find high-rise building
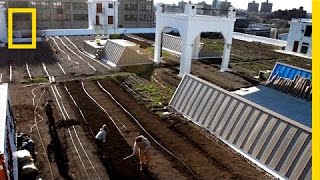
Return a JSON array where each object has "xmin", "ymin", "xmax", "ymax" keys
[
  {"xmin": 247, "ymin": 1, "xmax": 259, "ymax": 13},
  {"xmin": 260, "ymin": 0, "xmax": 273, "ymax": 13},
  {"xmin": 212, "ymin": 0, "xmax": 220, "ymax": 9},
  {"xmin": 118, "ymin": 0, "xmax": 154, "ymax": 28},
  {"xmin": 219, "ymin": 0, "xmax": 231, "ymax": 15}
]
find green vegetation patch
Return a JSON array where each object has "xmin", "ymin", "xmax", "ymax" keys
[
  {"xmin": 88, "ymin": 72, "xmax": 133, "ymax": 81},
  {"xmin": 201, "ymin": 38, "xmax": 225, "ymax": 54},
  {"xmin": 135, "ymin": 82, "xmax": 175, "ymax": 108},
  {"xmin": 145, "ymin": 47, "xmax": 177, "ymax": 60},
  {"xmin": 109, "ymin": 34, "xmax": 122, "ymax": 39},
  {"xmin": 21, "ymin": 77, "xmax": 48, "ymax": 84}
]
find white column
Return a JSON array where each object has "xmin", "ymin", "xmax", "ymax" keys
[
  {"xmin": 192, "ymin": 34, "xmax": 201, "ymax": 59},
  {"xmin": 179, "ymin": 39, "xmax": 193, "ymax": 76},
  {"xmin": 154, "ymin": 3, "xmax": 164, "ymax": 64},
  {"xmin": 87, "ymin": 1, "xmax": 95, "ymax": 29},
  {"xmin": 0, "ymin": 4, "xmax": 7, "ymax": 44},
  {"xmin": 220, "ymin": 41, "xmax": 232, "ymax": 71},
  {"xmin": 154, "ymin": 27, "xmax": 163, "ymax": 63}
]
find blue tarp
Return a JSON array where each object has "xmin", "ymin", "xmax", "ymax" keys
[{"xmin": 268, "ymin": 62, "xmax": 312, "ymax": 81}]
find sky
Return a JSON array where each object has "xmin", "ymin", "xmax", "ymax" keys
[{"xmin": 153, "ymin": 0, "xmax": 312, "ymax": 13}]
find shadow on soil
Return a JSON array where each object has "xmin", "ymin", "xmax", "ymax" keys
[
  {"xmin": 0, "ymin": 42, "xmax": 58, "ymax": 67},
  {"xmin": 47, "ymin": 122, "xmax": 72, "ymax": 180}
]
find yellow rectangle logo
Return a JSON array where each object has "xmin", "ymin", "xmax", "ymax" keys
[{"xmin": 8, "ymin": 8, "xmax": 36, "ymax": 49}]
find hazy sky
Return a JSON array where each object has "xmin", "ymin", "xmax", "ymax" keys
[{"xmin": 154, "ymin": 0, "xmax": 312, "ymax": 13}]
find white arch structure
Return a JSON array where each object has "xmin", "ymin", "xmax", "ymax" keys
[{"xmin": 154, "ymin": 3, "xmax": 236, "ymax": 76}]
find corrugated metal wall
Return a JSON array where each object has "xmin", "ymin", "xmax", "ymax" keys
[
  {"xmin": 102, "ymin": 40, "xmax": 126, "ymax": 65},
  {"xmin": 162, "ymin": 34, "xmax": 220, "ymax": 58},
  {"xmin": 170, "ymin": 74, "xmax": 311, "ymax": 180},
  {"xmin": 102, "ymin": 40, "xmax": 152, "ymax": 67},
  {"xmin": 268, "ymin": 62, "xmax": 312, "ymax": 81}
]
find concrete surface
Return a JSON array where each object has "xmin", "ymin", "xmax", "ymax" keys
[{"xmin": 233, "ymin": 85, "xmax": 311, "ymax": 127}]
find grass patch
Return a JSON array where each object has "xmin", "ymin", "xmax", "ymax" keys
[
  {"xmin": 135, "ymin": 82, "xmax": 175, "ymax": 108},
  {"xmin": 109, "ymin": 34, "xmax": 122, "ymax": 39},
  {"xmin": 89, "ymin": 72, "xmax": 133, "ymax": 82},
  {"xmin": 201, "ymin": 38, "xmax": 225, "ymax": 54},
  {"xmin": 21, "ymin": 77, "xmax": 48, "ymax": 84},
  {"xmin": 145, "ymin": 47, "xmax": 177, "ymax": 60}
]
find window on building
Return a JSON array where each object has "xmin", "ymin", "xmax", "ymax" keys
[
  {"xmin": 124, "ymin": 15, "xmax": 137, "ymax": 21},
  {"xmin": 300, "ymin": 46, "xmax": 308, "ymax": 54},
  {"xmin": 292, "ymin": 41, "xmax": 299, "ymax": 52},
  {"xmin": 73, "ymin": 2, "xmax": 87, "ymax": 10},
  {"xmin": 125, "ymin": 4, "xmax": 138, "ymax": 10},
  {"xmin": 304, "ymin": 25, "xmax": 312, "ymax": 37},
  {"xmin": 97, "ymin": 3, "xmax": 103, "ymax": 13},
  {"xmin": 141, "ymin": 5, "xmax": 152, "ymax": 11},
  {"xmin": 139, "ymin": 15, "xmax": 152, "ymax": 21},
  {"xmin": 73, "ymin": 14, "xmax": 88, "ymax": 21},
  {"xmin": 57, "ymin": 9, "xmax": 63, "ymax": 14},
  {"xmin": 108, "ymin": 16, "xmax": 114, "ymax": 24},
  {"xmin": 108, "ymin": 3, "xmax": 113, "ymax": 8},
  {"xmin": 96, "ymin": 15, "xmax": 100, "ymax": 25}
]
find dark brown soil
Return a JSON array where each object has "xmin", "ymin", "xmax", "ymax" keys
[
  {"xmin": 97, "ymin": 79, "xmax": 272, "ymax": 180},
  {"xmin": 65, "ymin": 80, "xmax": 155, "ymax": 180}
]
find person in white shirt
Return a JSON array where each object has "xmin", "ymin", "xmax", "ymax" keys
[
  {"xmin": 131, "ymin": 135, "xmax": 151, "ymax": 170},
  {"xmin": 95, "ymin": 124, "xmax": 108, "ymax": 151}
]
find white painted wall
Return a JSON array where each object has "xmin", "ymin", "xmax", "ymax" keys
[
  {"xmin": 233, "ymin": 32, "xmax": 287, "ymax": 47},
  {"xmin": 87, "ymin": 0, "xmax": 119, "ymax": 34},
  {"xmin": 0, "ymin": 4, "xmax": 7, "ymax": 44},
  {"xmin": 285, "ymin": 19, "xmax": 312, "ymax": 57}
]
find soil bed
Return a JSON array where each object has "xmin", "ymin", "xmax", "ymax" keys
[{"xmin": 98, "ymin": 79, "xmax": 272, "ymax": 180}]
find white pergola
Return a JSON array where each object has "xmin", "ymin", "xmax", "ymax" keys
[{"xmin": 154, "ymin": 3, "xmax": 236, "ymax": 76}]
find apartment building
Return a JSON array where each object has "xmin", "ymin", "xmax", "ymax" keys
[
  {"xmin": 285, "ymin": 19, "xmax": 312, "ymax": 56},
  {"xmin": 4, "ymin": 0, "xmax": 154, "ymax": 30},
  {"xmin": 5, "ymin": 0, "xmax": 88, "ymax": 30},
  {"xmin": 118, "ymin": 0, "xmax": 154, "ymax": 28}
]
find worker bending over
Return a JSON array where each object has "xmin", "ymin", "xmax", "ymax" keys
[
  {"xmin": 131, "ymin": 135, "xmax": 151, "ymax": 170},
  {"xmin": 95, "ymin": 124, "xmax": 109, "ymax": 152}
]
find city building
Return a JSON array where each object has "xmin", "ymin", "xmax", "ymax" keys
[
  {"xmin": 3, "ymin": 0, "xmax": 154, "ymax": 31},
  {"xmin": 219, "ymin": 0, "xmax": 231, "ymax": 15},
  {"xmin": 5, "ymin": 0, "xmax": 89, "ymax": 30},
  {"xmin": 270, "ymin": 7, "xmax": 306, "ymax": 20},
  {"xmin": 247, "ymin": 1, "xmax": 259, "ymax": 13},
  {"xmin": 87, "ymin": 0, "xmax": 119, "ymax": 35},
  {"xmin": 178, "ymin": 0, "xmax": 188, "ymax": 10},
  {"xmin": 212, "ymin": 0, "xmax": 219, "ymax": 9},
  {"xmin": 0, "ymin": 3, "xmax": 6, "ymax": 46},
  {"xmin": 260, "ymin": 0, "xmax": 272, "ymax": 13},
  {"xmin": 118, "ymin": 0, "xmax": 154, "ymax": 28},
  {"xmin": 195, "ymin": 1, "xmax": 212, "ymax": 15},
  {"xmin": 285, "ymin": 19, "xmax": 312, "ymax": 56}
]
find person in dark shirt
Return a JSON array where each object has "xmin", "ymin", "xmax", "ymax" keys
[{"xmin": 45, "ymin": 100, "xmax": 55, "ymax": 131}]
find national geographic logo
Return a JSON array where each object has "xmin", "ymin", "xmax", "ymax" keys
[{"xmin": 8, "ymin": 8, "xmax": 36, "ymax": 49}]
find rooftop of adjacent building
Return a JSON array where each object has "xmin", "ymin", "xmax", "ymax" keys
[{"xmin": 290, "ymin": 18, "xmax": 312, "ymax": 23}]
